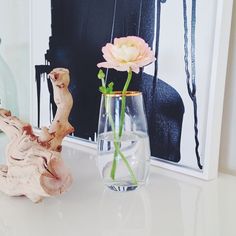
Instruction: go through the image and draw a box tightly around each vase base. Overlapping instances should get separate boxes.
[107,184,138,192]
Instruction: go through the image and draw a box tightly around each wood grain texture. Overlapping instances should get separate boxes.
[0,68,74,202]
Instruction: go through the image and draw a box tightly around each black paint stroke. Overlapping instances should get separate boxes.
[183,0,203,169]
[35,0,185,163]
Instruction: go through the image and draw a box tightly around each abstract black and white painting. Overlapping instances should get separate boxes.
[31,0,233,179]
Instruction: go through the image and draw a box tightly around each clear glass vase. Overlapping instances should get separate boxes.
[97,91,150,192]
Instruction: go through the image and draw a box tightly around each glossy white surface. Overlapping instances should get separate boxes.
[0,145,235,236]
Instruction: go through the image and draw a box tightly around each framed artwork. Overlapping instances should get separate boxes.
[30,0,233,179]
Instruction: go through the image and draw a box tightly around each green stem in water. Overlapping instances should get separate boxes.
[110,148,118,180]
[113,141,137,185]
[101,68,137,184]
[105,96,119,180]
[106,95,137,185]
[119,68,132,138]
[111,68,131,178]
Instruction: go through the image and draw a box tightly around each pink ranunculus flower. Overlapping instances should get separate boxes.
[97,36,156,74]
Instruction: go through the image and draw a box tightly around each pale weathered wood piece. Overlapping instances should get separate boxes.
[0,68,74,203]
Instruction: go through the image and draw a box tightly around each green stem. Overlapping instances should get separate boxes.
[102,68,137,184]
[114,142,137,185]
[119,68,132,137]
[101,77,106,88]
[110,148,118,180]
[105,97,119,180]
[105,95,137,184]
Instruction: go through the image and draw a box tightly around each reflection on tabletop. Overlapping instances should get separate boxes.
[0,145,234,235]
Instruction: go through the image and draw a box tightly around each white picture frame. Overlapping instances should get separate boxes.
[30,0,233,180]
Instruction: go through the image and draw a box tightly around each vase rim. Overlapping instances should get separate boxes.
[103,91,142,97]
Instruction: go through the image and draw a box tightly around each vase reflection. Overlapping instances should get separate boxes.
[98,189,151,236]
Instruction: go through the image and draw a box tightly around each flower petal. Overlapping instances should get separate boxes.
[97,36,156,72]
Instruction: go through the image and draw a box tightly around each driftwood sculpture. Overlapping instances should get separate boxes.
[0,68,74,203]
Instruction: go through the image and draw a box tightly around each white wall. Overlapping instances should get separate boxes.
[0,0,30,121]
[219,1,236,175]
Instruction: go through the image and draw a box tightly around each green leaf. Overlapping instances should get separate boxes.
[99,86,106,94]
[97,69,105,80]
[107,82,114,94]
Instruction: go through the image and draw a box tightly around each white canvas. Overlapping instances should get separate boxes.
[30,0,233,179]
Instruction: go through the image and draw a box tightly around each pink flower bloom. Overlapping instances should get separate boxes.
[97,36,156,74]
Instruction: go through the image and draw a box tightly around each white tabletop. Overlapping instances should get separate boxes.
[0,144,235,236]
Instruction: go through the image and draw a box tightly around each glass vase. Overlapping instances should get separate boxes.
[97,91,150,191]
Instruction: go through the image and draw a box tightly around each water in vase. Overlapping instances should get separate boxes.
[98,131,150,191]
